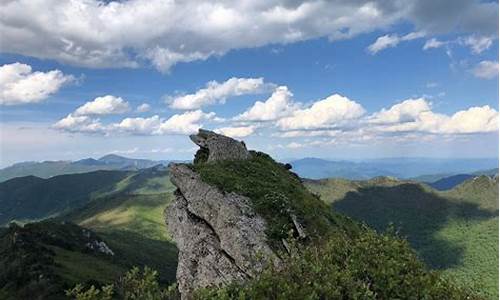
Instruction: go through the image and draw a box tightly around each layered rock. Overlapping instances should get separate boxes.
[166,130,280,299]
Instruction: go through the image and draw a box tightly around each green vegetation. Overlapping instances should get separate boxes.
[0,167,178,299]
[70,231,478,300]
[66,267,179,300]
[196,229,477,299]
[0,220,178,299]
[306,176,499,299]
[193,151,358,245]
[0,221,124,299]
[0,170,131,225]
[61,168,178,283]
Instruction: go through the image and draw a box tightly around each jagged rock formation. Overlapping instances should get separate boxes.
[166,130,280,298]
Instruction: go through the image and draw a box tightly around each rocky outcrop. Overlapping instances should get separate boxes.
[190,129,250,162]
[165,130,280,299]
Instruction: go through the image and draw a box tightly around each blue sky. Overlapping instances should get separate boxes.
[0,0,498,167]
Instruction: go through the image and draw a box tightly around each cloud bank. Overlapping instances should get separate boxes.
[2,0,497,72]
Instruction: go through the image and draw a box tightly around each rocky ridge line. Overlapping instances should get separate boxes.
[166,129,280,298]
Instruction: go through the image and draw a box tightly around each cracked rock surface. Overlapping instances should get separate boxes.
[166,130,280,299]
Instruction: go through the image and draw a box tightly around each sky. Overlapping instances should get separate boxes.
[0,0,499,167]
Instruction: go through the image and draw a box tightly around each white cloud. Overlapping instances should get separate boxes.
[236,86,297,121]
[2,1,496,71]
[277,94,365,130]
[158,110,215,135]
[52,114,105,133]
[0,62,74,105]
[168,77,274,110]
[472,60,499,79]
[367,31,425,54]
[423,38,446,50]
[144,46,210,73]
[136,103,151,113]
[440,106,498,133]
[370,99,498,134]
[215,125,256,138]
[459,35,493,54]
[113,115,162,135]
[74,95,130,116]
[54,109,216,136]
[368,98,431,124]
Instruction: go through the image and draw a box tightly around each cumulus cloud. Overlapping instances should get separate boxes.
[215,126,256,138]
[74,95,130,116]
[168,77,274,110]
[158,110,215,135]
[367,31,425,54]
[472,61,499,79]
[277,94,365,130]
[236,86,297,121]
[136,103,151,113]
[1,0,496,71]
[113,115,162,135]
[52,114,105,133]
[54,109,216,136]
[368,98,431,124]
[369,99,498,134]
[0,62,74,105]
[270,95,498,139]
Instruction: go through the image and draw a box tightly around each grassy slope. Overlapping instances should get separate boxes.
[193,151,359,246]
[305,176,499,299]
[61,168,178,283]
[1,167,178,299]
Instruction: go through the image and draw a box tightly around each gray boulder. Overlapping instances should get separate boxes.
[190,129,250,162]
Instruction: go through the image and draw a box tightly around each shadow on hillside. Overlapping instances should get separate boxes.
[332,183,497,269]
[99,230,178,284]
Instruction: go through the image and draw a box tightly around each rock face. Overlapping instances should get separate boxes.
[166,130,279,298]
[190,129,250,162]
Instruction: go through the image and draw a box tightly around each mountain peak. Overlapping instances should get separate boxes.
[98,154,128,162]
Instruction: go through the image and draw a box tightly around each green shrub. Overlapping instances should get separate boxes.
[66,267,179,300]
[195,229,481,300]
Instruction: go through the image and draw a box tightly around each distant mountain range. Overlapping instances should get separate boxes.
[0,154,170,182]
[2,155,498,185]
[289,157,498,180]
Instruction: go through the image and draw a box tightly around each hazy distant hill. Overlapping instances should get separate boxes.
[0,170,131,225]
[0,165,171,226]
[0,154,168,182]
[427,174,476,190]
[306,176,499,299]
[411,168,499,183]
[289,158,398,180]
[290,157,498,180]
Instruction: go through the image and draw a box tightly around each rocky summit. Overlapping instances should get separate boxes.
[166,129,281,298]
[190,129,251,163]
